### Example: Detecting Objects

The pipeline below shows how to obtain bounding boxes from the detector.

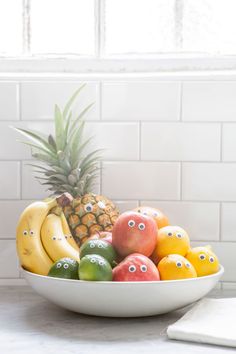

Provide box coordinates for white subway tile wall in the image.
[0,78,236,287]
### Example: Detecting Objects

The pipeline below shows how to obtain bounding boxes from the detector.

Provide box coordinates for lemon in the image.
[151,226,190,264]
[186,246,219,277]
[158,254,197,280]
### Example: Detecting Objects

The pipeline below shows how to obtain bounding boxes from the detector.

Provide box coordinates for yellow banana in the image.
[16,199,57,275]
[60,212,80,251]
[41,213,80,262]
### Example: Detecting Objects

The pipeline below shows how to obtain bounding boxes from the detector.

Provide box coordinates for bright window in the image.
[0,0,236,69]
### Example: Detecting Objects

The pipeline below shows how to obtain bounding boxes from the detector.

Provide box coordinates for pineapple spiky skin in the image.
[63,193,119,246]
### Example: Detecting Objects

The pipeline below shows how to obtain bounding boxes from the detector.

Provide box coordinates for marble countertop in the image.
[0,286,235,354]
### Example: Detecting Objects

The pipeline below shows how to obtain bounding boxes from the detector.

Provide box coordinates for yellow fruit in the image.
[41,213,80,262]
[134,206,169,229]
[16,199,56,275]
[60,212,80,251]
[151,226,190,264]
[186,246,219,277]
[158,254,197,280]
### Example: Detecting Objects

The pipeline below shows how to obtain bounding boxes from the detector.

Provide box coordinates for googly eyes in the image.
[167,232,173,237]
[199,254,206,261]
[185,262,191,268]
[129,265,136,273]
[90,258,96,263]
[29,230,34,236]
[138,223,145,231]
[98,243,104,248]
[51,236,56,241]
[99,260,105,266]
[63,264,69,269]
[128,220,135,228]
[85,203,93,212]
[153,212,159,217]
[56,262,62,269]
[209,256,215,263]
[65,235,68,239]
[140,265,147,272]
[176,261,183,268]
[90,242,95,248]
[23,230,28,236]
[97,201,106,209]
[176,233,183,239]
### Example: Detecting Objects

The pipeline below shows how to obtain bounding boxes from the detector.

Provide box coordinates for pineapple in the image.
[13,84,119,246]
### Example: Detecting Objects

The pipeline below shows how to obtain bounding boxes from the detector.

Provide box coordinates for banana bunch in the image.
[16,199,80,276]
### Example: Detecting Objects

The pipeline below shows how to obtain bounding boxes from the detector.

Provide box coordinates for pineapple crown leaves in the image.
[11,84,103,197]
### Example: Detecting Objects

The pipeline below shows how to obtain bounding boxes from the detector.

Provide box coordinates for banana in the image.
[60,212,80,251]
[41,213,80,262]
[16,199,57,275]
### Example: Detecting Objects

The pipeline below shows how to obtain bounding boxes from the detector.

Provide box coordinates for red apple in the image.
[88,231,112,244]
[112,211,157,257]
[113,253,160,281]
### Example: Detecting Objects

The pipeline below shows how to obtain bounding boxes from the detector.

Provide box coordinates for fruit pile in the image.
[17,200,220,282]
[14,87,220,283]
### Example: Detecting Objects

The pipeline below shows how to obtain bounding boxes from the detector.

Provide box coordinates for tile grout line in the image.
[220,122,223,161]
[179,82,183,121]
[219,202,222,242]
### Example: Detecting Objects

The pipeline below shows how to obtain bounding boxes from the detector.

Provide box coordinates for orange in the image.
[134,206,169,230]
[158,254,197,280]
[186,246,219,277]
[151,225,190,264]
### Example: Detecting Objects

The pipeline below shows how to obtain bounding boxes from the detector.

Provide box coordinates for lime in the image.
[48,257,79,279]
[80,239,117,267]
[79,254,112,281]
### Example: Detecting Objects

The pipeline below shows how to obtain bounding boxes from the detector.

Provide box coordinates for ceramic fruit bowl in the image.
[22,265,224,318]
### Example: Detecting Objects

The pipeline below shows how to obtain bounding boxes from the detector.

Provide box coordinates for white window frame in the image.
[1,0,236,73]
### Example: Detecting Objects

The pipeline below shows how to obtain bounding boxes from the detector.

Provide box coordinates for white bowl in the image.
[23,266,224,317]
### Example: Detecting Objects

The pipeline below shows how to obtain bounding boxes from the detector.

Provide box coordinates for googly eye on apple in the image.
[129,265,136,273]
[140,265,147,272]
[56,262,62,269]
[138,223,145,231]
[63,264,69,269]
[128,220,135,228]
